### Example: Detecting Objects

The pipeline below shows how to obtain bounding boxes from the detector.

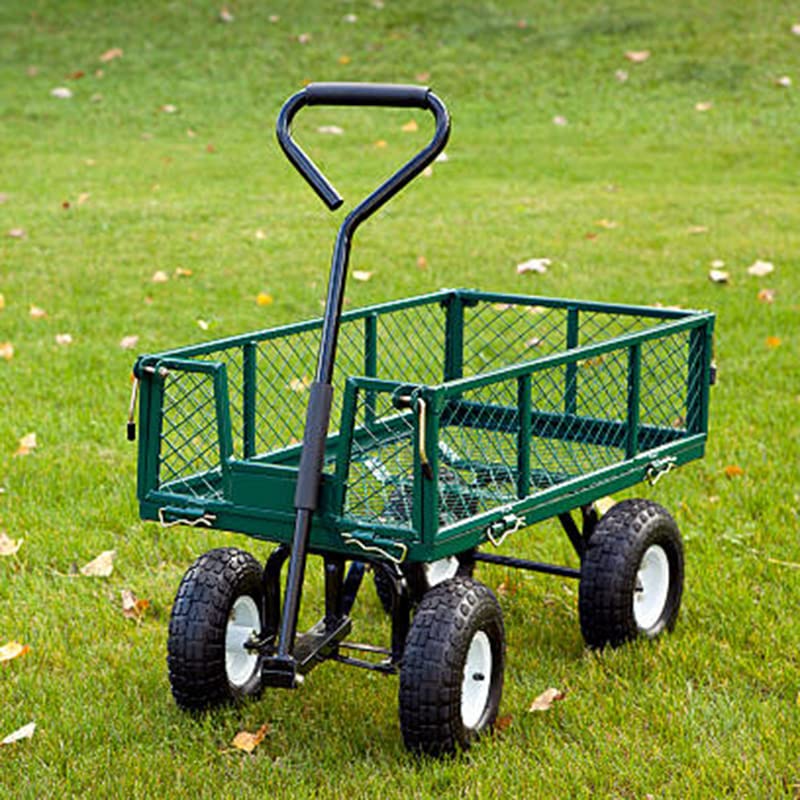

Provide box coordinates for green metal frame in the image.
[134,289,715,564]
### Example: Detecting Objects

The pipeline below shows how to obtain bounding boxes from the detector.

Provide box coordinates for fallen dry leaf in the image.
[231,724,270,753]
[151,270,169,283]
[80,549,115,577]
[525,336,542,348]
[0,342,13,361]
[50,87,73,99]
[67,70,85,80]
[401,119,418,133]
[160,104,178,114]
[254,229,267,239]
[766,336,782,348]
[517,258,550,275]
[595,219,618,229]
[269,14,279,22]
[15,432,37,457]
[528,687,565,712]
[297,33,311,44]
[55,333,73,346]
[792,23,800,35]
[594,496,616,517]
[219,7,234,23]
[723,464,744,478]
[756,288,775,304]
[373,139,388,149]
[710,259,725,268]
[343,13,357,22]
[552,115,568,126]
[493,714,513,733]
[695,101,713,112]
[776,75,792,88]
[289,376,311,393]
[0,292,5,309]
[76,192,90,205]
[7,228,26,239]
[416,255,427,269]
[747,259,774,277]
[174,267,193,278]
[352,270,372,282]
[708,269,730,284]
[435,152,449,163]
[338,55,351,65]
[317,125,344,135]
[1,722,36,746]
[121,589,150,621]
[625,50,650,63]
[119,335,139,350]
[687,225,708,234]
[0,533,23,556]
[99,48,123,63]
[256,292,274,307]
[197,319,210,331]
[29,305,47,319]
[415,71,430,82]
[615,69,629,82]
[0,642,30,663]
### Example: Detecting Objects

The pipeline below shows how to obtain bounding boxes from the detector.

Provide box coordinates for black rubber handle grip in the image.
[305,82,430,108]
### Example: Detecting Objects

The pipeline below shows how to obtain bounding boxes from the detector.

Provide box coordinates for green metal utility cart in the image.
[131,84,715,756]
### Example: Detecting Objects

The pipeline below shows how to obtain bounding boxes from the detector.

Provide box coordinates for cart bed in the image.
[134,289,714,562]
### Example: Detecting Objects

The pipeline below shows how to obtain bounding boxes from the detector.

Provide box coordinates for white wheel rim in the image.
[225,595,260,688]
[634,545,670,631]
[424,557,459,588]
[461,631,492,729]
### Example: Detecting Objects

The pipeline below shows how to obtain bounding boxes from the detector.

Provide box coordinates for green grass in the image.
[1,0,799,797]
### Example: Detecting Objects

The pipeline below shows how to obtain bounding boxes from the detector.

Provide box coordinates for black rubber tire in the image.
[167,547,264,710]
[579,499,684,649]
[399,576,505,756]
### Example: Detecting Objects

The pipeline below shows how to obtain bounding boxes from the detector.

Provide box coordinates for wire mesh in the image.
[158,369,224,500]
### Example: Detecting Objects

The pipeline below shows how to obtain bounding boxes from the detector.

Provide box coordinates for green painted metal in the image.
[135,290,714,565]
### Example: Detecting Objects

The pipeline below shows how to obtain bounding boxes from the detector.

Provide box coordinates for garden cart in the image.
[130,83,715,756]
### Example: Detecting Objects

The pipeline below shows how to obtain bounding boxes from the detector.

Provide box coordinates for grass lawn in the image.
[1,0,799,797]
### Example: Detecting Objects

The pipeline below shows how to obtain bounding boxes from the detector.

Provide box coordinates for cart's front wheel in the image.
[167,547,265,710]
[399,577,504,756]
[579,499,683,648]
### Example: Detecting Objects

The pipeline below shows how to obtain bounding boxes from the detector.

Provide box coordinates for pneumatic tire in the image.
[399,577,504,756]
[579,499,684,648]
[167,547,265,710]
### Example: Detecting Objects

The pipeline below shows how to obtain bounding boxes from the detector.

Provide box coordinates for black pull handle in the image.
[275,82,450,213]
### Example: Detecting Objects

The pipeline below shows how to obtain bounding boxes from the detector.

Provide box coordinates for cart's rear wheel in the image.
[372,556,473,614]
[399,576,504,756]
[167,547,265,710]
[578,499,683,648]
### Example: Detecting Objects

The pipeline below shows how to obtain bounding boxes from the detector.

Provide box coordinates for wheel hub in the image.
[461,630,492,729]
[225,595,261,687]
[633,544,670,630]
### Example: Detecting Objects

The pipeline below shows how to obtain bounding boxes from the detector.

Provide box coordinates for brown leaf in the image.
[0,642,30,662]
[525,336,542,348]
[594,496,616,517]
[1,722,36,746]
[757,288,776,304]
[174,267,193,278]
[121,589,150,621]
[289,376,311,393]
[55,333,73,346]
[0,533,23,556]
[76,192,90,205]
[67,70,85,80]
[231,724,270,753]
[297,33,311,44]
[708,269,730,284]
[615,69,629,82]
[219,7,234,23]
[594,219,618,229]
[687,225,708,234]
[493,714,513,733]
[695,101,713,112]
[373,140,388,149]
[119,335,139,350]
[516,257,550,275]
[0,292,5,309]
[338,55,352,65]
[415,71,430,82]
[0,342,13,361]
[528,687,565,712]
[401,119,418,132]
[80,549,115,577]
[775,75,792,88]
[766,336,782,349]
[7,228,26,239]
[552,115,568,126]
[624,50,650,63]
[317,125,344,135]
[14,432,37,457]
[747,259,774,277]
[416,255,427,269]
[99,48,123,63]
[352,270,372,282]
[723,464,744,478]
[151,270,169,283]
[29,305,47,319]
